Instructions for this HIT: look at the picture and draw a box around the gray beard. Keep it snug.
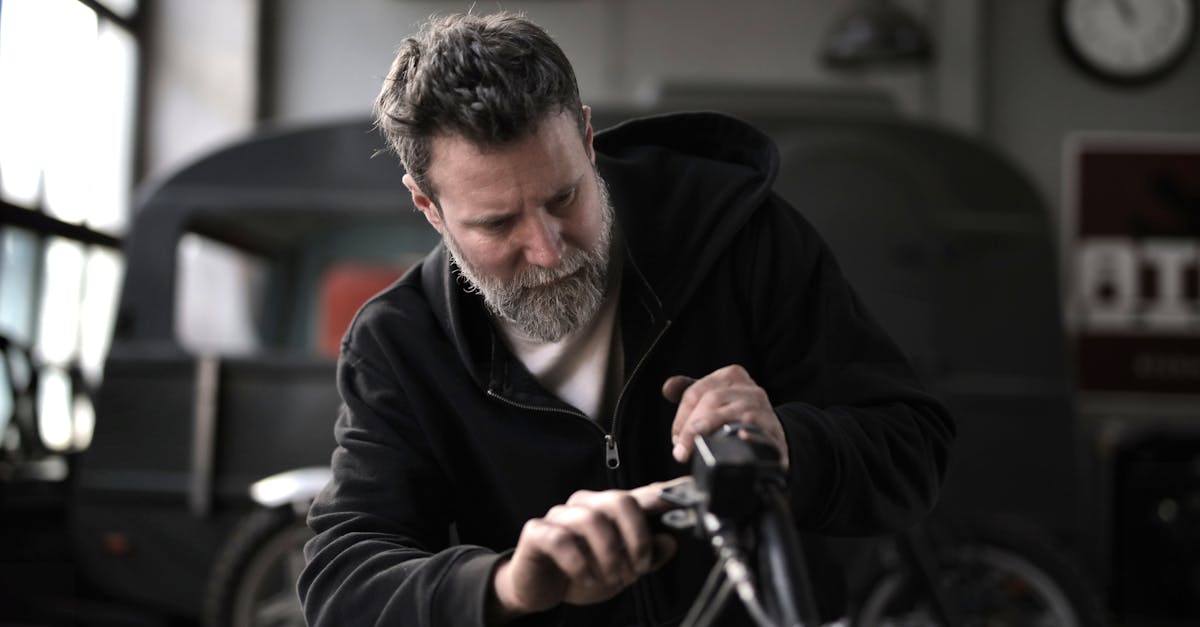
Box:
[444,174,615,343]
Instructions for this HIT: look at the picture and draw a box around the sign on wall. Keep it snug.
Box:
[1065,134,1200,394]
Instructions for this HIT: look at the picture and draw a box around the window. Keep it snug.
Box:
[175,233,269,356]
[0,0,139,456]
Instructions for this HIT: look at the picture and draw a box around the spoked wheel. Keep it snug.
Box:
[853,520,1105,627]
[204,507,312,627]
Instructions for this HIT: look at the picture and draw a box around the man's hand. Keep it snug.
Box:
[489,482,679,623]
[663,365,788,469]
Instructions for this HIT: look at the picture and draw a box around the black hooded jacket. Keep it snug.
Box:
[299,112,954,626]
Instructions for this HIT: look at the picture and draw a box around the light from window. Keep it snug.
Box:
[36,366,72,451]
[36,238,86,367]
[0,229,38,345]
[0,0,137,234]
[79,248,124,385]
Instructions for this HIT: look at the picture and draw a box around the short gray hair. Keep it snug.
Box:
[374,12,585,205]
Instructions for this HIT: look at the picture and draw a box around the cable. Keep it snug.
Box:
[681,560,729,627]
[691,572,737,627]
[758,485,820,626]
[723,551,781,627]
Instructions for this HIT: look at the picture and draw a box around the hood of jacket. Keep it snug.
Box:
[593,111,781,316]
[419,111,782,386]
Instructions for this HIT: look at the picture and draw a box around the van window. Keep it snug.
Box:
[175,233,268,355]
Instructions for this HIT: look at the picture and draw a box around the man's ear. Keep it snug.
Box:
[582,105,595,165]
[403,173,444,234]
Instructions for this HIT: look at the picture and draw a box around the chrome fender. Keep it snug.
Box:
[249,467,332,513]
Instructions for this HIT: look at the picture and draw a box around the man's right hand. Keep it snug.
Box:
[488,481,680,623]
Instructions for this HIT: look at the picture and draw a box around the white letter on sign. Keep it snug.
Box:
[1077,238,1137,330]
[1141,239,1197,331]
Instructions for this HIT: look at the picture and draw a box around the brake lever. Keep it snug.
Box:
[653,476,704,535]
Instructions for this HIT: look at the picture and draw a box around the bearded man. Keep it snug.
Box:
[299,12,954,627]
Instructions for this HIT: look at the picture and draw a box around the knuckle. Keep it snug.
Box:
[578,508,603,526]
[681,386,700,406]
[595,490,627,511]
[549,505,586,525]
[521,518,541,537]
[608,495,641,523]
[613,491,639,510]
[729,383,756,398]
[567,490,595,505]
[545,526,574,551]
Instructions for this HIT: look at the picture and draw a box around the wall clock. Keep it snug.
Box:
[1057,0,1198,85]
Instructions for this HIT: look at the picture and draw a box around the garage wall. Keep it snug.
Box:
[983,1,1200,228]
[265,0,946,122]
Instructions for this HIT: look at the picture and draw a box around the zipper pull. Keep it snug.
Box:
[605,434,620,469]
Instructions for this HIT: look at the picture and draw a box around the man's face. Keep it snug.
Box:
[404,109,614,342]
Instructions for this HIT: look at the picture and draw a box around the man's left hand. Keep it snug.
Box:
[662,365,788,469]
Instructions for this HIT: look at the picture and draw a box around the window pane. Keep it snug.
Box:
[0,0,95,210]
[79,247,124,385]
[0,0,137,234]
[30,365,91,453]
[36,238,86,366]
[176,234,267,355]
[0,228,40,345]
[79,20,138,234]
[37,366,72,452]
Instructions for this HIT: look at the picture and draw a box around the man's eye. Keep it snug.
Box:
[549,188,577,212]
[480,218,511,232]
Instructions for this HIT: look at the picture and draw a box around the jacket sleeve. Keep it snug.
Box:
[297,336,505,627]
[737,196,955,535]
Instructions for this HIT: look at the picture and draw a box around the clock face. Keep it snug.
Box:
[1059,0,1197,84]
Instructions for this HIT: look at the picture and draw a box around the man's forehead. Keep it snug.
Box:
[426,112,588,208]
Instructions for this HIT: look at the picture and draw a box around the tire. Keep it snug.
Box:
[203,507,312,627]
[851,518,1106,627]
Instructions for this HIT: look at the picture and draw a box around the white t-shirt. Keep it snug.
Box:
[495,271,624,422]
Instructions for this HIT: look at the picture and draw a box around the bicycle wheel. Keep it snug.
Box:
[203,507,312,627]
[852,519,1105,627]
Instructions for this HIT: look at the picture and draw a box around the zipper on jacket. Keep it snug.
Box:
[607,319,672,626]
[608,320,673,445]
[604,434,620,468]
[486,389,621,470]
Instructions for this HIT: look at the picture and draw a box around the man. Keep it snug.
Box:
[299,12,953,627]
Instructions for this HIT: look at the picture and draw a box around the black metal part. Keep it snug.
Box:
[692,423,785,523]
[759,485,821,627]
[676,424,820,627]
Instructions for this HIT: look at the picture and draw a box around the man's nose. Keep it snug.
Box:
[522,213,564,268]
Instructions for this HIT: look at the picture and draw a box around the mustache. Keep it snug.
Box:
[511,249,591,290]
